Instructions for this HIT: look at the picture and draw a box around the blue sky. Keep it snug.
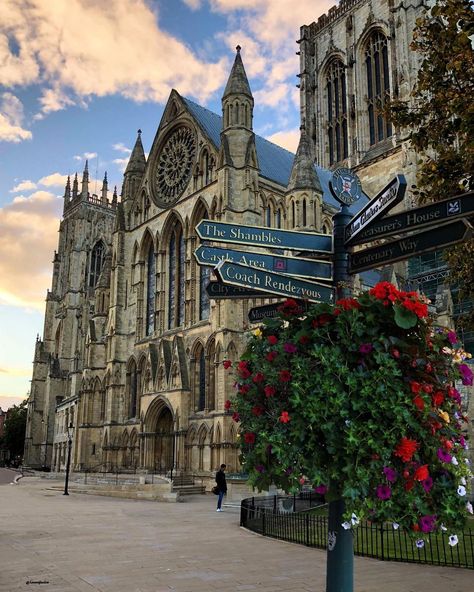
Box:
[0,0,333,409]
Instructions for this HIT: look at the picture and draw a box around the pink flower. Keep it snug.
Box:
[447,330,457,344]
[314,484,328,495]
[459,364,473,386]
[422,476,433,492]
[359,343,373,354]
[376,484,392,500]
[283,342,298,354]
[419,515,436,533]
[437,448,452,463]
[383,467,397,482]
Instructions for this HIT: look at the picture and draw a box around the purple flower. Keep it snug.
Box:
[420,514,437,533]
[283,342,298,354]
[447,330,457,344]
[314,484,328,495]
[383,466,397,483]
[437,448,452,463]
[459,364,473,386]
[255,465,266,473]
[359,343,373,354]
[422,476,433,492]
[376,484,392,500]
[284,467,294,475]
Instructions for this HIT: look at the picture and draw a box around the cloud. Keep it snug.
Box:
[38,172,69,187]
[1,0,227,118]
[73,152,98,161]
[182,0,202,9]
[0,92,32,142]
[113,157,130,173]
[0,395,26,411]
[112,142,132,155]
[267,128,300,153]
[10,180,37,193]
[0,190,62,310]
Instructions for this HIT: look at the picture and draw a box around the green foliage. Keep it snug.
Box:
[225,284,473,543]
[3,400,28,459]
[388,0,474,328]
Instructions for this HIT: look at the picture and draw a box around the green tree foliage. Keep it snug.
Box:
[388,0,474,327]
[3,400,28,460]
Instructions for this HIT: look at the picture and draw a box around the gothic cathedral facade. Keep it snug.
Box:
[25,0,434,478]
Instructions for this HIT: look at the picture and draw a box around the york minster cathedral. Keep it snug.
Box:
[25,0,438,481]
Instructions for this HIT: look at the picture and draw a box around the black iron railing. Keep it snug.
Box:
[240,495,474,569]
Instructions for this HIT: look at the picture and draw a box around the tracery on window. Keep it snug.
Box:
[365,30,392,145]
[326,59,348,165]
[168,223,185,329]
[89,241,105,288]
[146,243,155,336]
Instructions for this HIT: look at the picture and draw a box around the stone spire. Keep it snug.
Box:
[101,172,108,204]
[223,45,253,101]
[72,173,79,199]
[63,176,71,211]
[112,185,118,207]
[81,160,89,200]
[287,125,322,193]
[124,129,146,175]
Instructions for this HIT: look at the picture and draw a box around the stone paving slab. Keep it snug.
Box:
[0,476,472,592]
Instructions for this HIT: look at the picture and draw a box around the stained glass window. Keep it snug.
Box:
[365,31,392,145]
[326,59,348,165]
[89,241,105,288]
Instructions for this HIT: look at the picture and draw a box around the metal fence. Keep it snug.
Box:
[240,496,474,569]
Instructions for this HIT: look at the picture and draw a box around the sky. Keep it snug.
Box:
[0,0,334,410]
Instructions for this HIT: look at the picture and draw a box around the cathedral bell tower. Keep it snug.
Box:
[218,46,260,224]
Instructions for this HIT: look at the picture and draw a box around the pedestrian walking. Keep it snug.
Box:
[215,463,227,511]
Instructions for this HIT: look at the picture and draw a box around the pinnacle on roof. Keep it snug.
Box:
[124,129,146,175]
[287,125,322,193]
[223,45,253,100]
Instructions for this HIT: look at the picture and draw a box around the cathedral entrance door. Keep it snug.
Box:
[153,407,174,477]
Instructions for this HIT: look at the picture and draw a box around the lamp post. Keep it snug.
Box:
[63,421,74,496]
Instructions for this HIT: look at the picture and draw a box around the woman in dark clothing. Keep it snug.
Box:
[215,464,227,511]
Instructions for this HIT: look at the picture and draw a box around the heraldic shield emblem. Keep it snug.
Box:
[330,167,363,206]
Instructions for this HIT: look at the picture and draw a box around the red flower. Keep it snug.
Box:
[237,361,251,379]
[410,381,422,394]
[264,385,276,398]
[252,405,264,416]
[279,411,290,423]
[443,439,454,451]
[223,360,232,369]
[390,348,400,359]
[370,281,400,302]
[299,335,310,345]
[253,372,265,383]
[394,437,418,462]
[224,399,232,410]
[266,351,278,362]
[336,297,361,311]
[313,313,333,328]
[279,370,291,382]
[412,523,420,532]
[414,465,429,482]
[412,394,425,411]
[238,384,250,394]
[244,432,256,444]
[232,412,240,422]
[422,383,433,394]
[432,391,444,407]
[404,478,415,492]
[267,335,278,345]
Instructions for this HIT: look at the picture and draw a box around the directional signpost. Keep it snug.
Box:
[349,219,471,274]
[344,175,407,245]
[346,191,474,245]
[248,301,309,323]
[206,281,269,299]
[194,245,333,280]
[196,219,333,252]
[214,260,335,304]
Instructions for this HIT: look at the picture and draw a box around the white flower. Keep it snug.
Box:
[351,513,359,526]
[415,539,425,549]
[440,524,447,532]
[451,456,459,466]
[457,485,466,496]
[341,521,351,530]
[466,501,473,515]
[460,477,466,485]
[448,534,458,547]
[392,522,400,530]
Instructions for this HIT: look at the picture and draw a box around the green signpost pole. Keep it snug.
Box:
[327,203,354,592]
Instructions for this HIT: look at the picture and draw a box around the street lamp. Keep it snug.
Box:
[63,421,74,496]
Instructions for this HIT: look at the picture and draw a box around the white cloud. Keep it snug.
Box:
[0,190,62,310]
[0,92,32,142]
[112,142,132,155]
[113,157,130,173]
[73,152,98,161]
[10,180,37,193]
[267,128,300,153]
[0,0,227,118]
[182,0,202,9]
[38,173,69,187]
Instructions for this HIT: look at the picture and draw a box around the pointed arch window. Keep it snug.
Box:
[89,241,105,288]
[291,202,296,228]
[276,208,282,229]
[146,243,155,336]
[326,59,348,165]
[199,264,210,320]
[198,348,206,411]
[265,205,272,227]
[302,199,307,227]
[365,30,392,145]
[128,360,138,418]
[168,224,185,329]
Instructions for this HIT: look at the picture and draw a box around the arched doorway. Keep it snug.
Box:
[154,407,174,474]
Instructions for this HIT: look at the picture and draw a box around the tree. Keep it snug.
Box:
[388,0,474,328]
[226,289,472,592]
[3,400,28,461]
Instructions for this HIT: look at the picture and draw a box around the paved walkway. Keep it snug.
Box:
[0,476,472,592]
